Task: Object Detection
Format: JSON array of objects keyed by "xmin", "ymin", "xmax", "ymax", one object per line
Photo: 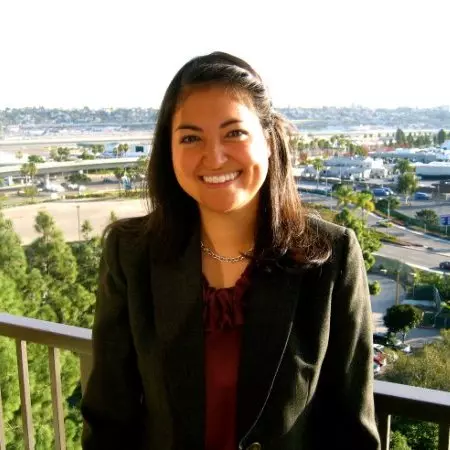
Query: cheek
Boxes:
[{"xmin": 172, "ymin": 149, "xmax": 198, "ymax": 179}]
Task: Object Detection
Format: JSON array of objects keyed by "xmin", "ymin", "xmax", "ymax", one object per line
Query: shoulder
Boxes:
[
  {"xmin": 305, "ymin": 212, "xmax": 360, "ymax": 266},
  {"xmin": 102, "ymin": 214, "xmax": 152, "ymax": 264}
]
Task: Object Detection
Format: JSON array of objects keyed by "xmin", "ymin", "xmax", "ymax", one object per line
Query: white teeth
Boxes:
[{"xmin": 202, "ymin": 172, "xmax": 240, "ymax": 184}]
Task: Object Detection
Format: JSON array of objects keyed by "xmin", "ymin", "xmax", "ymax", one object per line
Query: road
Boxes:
[
  {"xmin": 299, "ymin": 189, "xmax": 450, "ymax": 267},
  {"xmin": 1, "ymin": 189, "xmax": 449, "ymax": 272},
  {"xmin": 368, "ymin": 274, "xmax": 441, "ymax": 348}
]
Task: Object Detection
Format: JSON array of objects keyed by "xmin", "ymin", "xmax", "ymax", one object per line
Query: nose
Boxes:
[{"xmin": 202, "ymin": 138, "xmax": 228, "ymax": 169}]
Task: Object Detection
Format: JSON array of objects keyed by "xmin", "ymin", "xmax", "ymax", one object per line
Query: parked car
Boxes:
[
  {"xmin": 374, "ymin": 344, "xmax": 398, "ymax": 363},
  {"xmin": 373, "ymin": 332, "xmax": 412, "ymax": 354},
  {"xmin": 372, "ymin": 187, "xmax": 393, "ymax": 197},
  {"xmin": 414, "ymin": 192, "xmax": 431, "ymax": 200},
  {"xmin": 373, "ymin": 362, "xmax": 381, "ymax": 375},
  {"xmin": 439, "ymin": 261, "xmax": 450, "ymax": 271},
  {"xmin": 373, "ymin": 350, "xmax": 387, "ymax": 367}
]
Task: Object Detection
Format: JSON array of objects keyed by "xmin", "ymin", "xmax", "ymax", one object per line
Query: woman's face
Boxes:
[{"xmin": 171, "ymin": 85, "xmax": 271, "ymax": 215}]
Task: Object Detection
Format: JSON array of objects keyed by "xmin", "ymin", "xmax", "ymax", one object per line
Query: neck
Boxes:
[{"xmin": 200, "ymin": 204, "xmax": 257, "ymax": 257}]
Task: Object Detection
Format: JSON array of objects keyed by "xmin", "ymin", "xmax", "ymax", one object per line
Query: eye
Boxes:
[
  {"xmin": 227, "ymin": 129, "xmax": 248, "ymax": 139},
  {"xmin": 180, "ymin": 135, "xmax": 200, "ymax": 144}
]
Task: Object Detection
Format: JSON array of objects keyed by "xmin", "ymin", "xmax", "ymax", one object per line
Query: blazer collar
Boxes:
[{"xmin": 150, "ymin": 228, "xmax": 304, "ymax": 447}]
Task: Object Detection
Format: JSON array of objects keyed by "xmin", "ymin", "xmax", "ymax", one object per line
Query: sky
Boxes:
[{"xmin": 0, "ymin": 0, "xmax": 449, "ymax": 109}]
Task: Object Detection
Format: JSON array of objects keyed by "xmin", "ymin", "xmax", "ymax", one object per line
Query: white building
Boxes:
[
  {"xmin": 321, "ymin": 156, "xmax": 386, "ymax": 180},
  {"xmin": 372, "ymin": 147, "xmax": 450, "ymax": 163}
]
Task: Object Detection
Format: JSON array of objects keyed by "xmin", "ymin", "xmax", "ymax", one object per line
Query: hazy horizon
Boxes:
[{"xmin": 1, "ymin": 0, "xmax": 449, "ymax": 110}]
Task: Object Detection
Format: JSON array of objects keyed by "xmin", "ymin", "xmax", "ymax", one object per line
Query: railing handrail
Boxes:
[
  {"xmin": 0, "ymin": 313, "xmax": 449, "ymax": 421},
  {"xmin": 0, "ymin": 313, "xmax": 92, "ymax": 355},
  {"xmin": 374, "ymin": 380, "xmax": 450, "ymax": 423}
]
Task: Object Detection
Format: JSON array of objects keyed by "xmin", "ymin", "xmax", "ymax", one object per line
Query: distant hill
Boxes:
[{"xmin": 1, "ymin": 106, "xmax": 450, "ymax": 133}]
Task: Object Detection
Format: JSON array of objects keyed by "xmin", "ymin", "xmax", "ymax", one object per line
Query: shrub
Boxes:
[{"xmin": 369, "ymin": 280, "xmax": 382, "ymax": 295}]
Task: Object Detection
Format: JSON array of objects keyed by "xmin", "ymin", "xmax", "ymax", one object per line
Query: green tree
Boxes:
[
  {"xmin": 397, "ymin": 173, "xmax": 418, "ymax": 204},
  {"xmin": 437, "ymin": 129, "xmax": 447, "ymax": 145},
  {"xmin": 23, "ymin": 185, "xmax": 38, "ymax": 200},
  {"xmin": 394, "ymin": 159, "xmax": 413, "ymax": 175},
  {"xmin": 28, "ymin": 155, "xmax": 45, "ymax": 163},
  {"xmin": 312, "ymin": 158, "xmax": 324, "ymax": 187},
  {"xmin": 20, "ymin": 162, "xmax": 38, "ymax": 182},
  {"xmin": 27, "ymin": 211, "xmax": 78, "ymax": 283},
  {"xmin": 376, "ymin": 197, "xmax": 401, "ymax": 214},
  {"xmin": 390, "ymin": 431, "xmax": 411, "ymax": 450},
  {"xmin": 113, "ymin": 168, "xmax": 125, "ymax": 192},
  {"xmin": 81, "ymin": 219, "xmax": 94, "ymax": 241},
  {"xmin": 335, "ymin": 185, "xmax": 355, "ymax": 207},
  {"xmin": 334, "ymin": 207, "xmax": 381, "ymax": 270},
  {"xmin": 369, "ymin": 280, "xmax": 381, "ymax": 295},
  {"xmin": 71, "ymin": 237, "xmax": 102, "ymax": 294},
  {"xmin": 415, "ymin": 209, "xmax": 439, "ymax": 227},
  {"xmin": 354, "ymin": 191, "xmax": 374, "ymax": 220},
  {"xmin": 383, "ymin": 304, "xmax": 423, "ymax": 342},
  {"xmin": 382, "ymin": 330, "xmax": 450, "ymax": 450},
  {"xmin": 50, "ymin": 147, "xmax": 71, "ymax": 162},
  {"xmin": 0, "ymin": 272, "xmax": 23, "ymax": 447},
  {"xmin": 67, "ymin": 173, "xmax": 91, "ymax": 184},
  {"xmin": 136, "ymin": 155, "xmax": 149, "ymax": 179},
  {"xmin": 80, "ymin": 150, "xmax": 95, "ymax": 160},
  {"xmin": 0, "ymin": 211, "xmax": 27, "ymax": 283},
  {"xmin": 395, "ymin": 128, "xmax": 406, "ymax": 146},
  {"xmin": 109, "ymin": 210, "xmax": 119, "ymax": 224}
]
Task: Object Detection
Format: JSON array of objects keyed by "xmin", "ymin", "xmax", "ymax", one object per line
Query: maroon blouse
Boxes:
[{"xmin": 203, "ymin": 266, "xmax": 252, "ymax": 450}]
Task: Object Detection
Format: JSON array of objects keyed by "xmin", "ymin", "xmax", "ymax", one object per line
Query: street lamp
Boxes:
[{"xmin": 76, "ymin": 205, "xmax": 81, "ymax": 241}]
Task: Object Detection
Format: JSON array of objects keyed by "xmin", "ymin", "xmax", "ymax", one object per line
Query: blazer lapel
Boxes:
[
  {"xmin": 237, "ymin": 264, "xmax": 305, "ymax": 443},
  {"xmin": 150, "ymin": 228, "xmax": 205, "ymax": 448}
]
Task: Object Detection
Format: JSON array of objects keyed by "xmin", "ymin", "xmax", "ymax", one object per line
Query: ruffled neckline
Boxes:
[{"xmin": 202, "ymin": 265, "xmax": 253, "ymax": 332}]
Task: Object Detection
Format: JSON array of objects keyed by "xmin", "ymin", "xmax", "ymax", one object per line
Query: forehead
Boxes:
[{"xmin": 172, "ymin": 85, "xmax": 257, "ymax": 125}]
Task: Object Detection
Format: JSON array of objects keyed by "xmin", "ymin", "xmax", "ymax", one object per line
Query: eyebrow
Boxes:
[{"xmin": 174, "ymin": 119, "xmax": 243, "ymax": 132}]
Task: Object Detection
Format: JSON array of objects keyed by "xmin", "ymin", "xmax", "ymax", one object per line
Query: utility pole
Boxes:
[
  {"xmin": 395, "ymin": 267, "xmax": 401, "ymax": 306},
  {"xmin": 76, "ymin": 205, "xmax": 81, "ymax": 241}
]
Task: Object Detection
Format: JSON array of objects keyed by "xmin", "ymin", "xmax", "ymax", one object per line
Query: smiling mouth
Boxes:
[{"xmin": 201, "ymin": 171, "xmax": 241, "ymax": 184}]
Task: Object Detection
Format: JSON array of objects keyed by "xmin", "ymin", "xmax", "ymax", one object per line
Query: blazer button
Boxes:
[{"xmin": 246, "ymin": 443, "xmax": 262, "ymax": 450}]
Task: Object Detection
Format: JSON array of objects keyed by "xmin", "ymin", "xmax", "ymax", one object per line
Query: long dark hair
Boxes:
[{"xmin": 121, "ymin": 51, "xmax": 331, "ymax": 266}]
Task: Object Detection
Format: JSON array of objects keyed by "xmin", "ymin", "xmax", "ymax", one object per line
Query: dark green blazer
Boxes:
[{"xmin": 81, "ymin": 216, "xmax": 381, "ymax": 450}]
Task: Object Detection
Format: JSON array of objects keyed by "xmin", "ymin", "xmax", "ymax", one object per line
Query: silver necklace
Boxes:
[{"xmin": 200, "ymin": 241, "xmax": 253, "ymax": 263}]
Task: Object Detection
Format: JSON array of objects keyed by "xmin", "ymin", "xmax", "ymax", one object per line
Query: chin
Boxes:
[{"xmin": 199, "ymin": 197, "xmax": 256, "ymax": 216}]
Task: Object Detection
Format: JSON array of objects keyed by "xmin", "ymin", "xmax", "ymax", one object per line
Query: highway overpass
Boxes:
[
  {"xmin": 0, "ymin": 134, "xmax": 153, "ymax": 150},
  {"xmin": 0, "ymin": 157, "xmax": 141, "ymax": 178}
]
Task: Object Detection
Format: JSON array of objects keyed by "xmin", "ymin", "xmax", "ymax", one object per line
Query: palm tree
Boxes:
[
  {"xmin": 28, "ymin": 162, "xmax": 37, "ymax": 182},
  {"xmin": 122, "ymin": 143, "xmax": 129, "ymax": 157},
  {"xmin": 20, "ymin": 162, "xmax": 38, "ymax": 183},
  {"xmin": 312, "ymin": 158, "xmax": 324, "ymax": 187},
  {"xmin": 113, "ymin": 168, "xmax": 125, "ymax": 194},
  {"xmin": 354, "ymin": 192, "xmax": 375, "ymax": 220},
  {"xmin": 335, "ymin": 185, "xmax": 356, "ymax": 208}
]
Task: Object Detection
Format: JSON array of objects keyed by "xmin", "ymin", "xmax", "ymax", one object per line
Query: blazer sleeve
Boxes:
[
  {"xmin": 81, "ymin": 228, "xmax": 145, "ymax": 449},
  {"xmin": 312, "ymin": 228, "xmax": 381, "ymax": 449}
]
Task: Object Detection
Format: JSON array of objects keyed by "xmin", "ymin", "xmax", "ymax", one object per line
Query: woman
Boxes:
[{"xmin": 81, "ymin": 52, "xmax": 381, "ymax": 450}]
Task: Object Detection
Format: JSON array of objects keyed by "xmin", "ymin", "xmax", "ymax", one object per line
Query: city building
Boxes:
[
  {"xmin": 102, "ymin": 142, "xmax": 151, "ymax": 158},
  {"xmin": 319, "ymin": 156, "xmax": 386, "ymax": 180}
]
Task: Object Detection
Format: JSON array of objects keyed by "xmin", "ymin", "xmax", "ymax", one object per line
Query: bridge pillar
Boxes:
[
  {"xmin": 44, "ymin": 173, "xmax": 50, "ymax": 186},
  {"xmin": 6, "ymin": 176, "xmax": 13, "ymax": 186}
]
